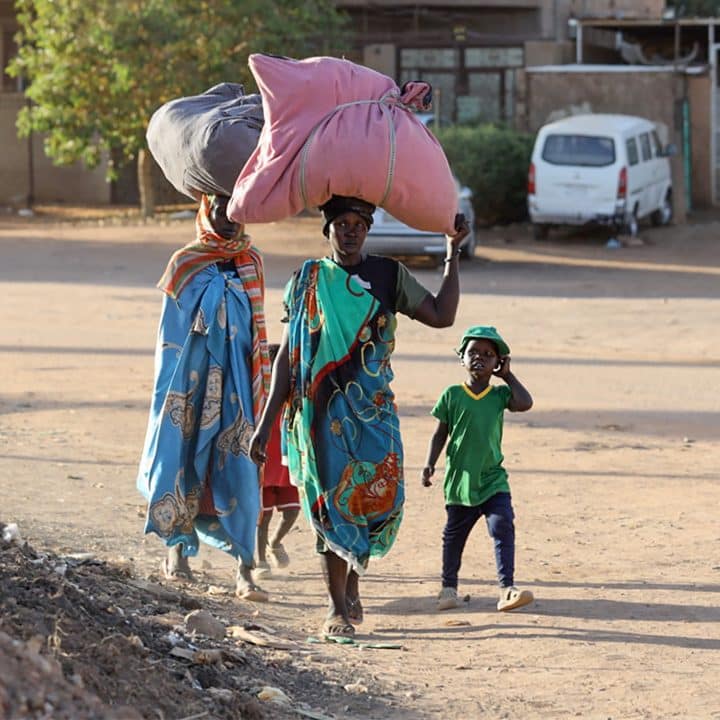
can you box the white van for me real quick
[527,114,674,239]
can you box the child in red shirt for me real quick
[255,344,300,577]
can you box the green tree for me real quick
[435,124,534,225]
[8,0,348,215]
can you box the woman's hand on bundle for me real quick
[445,213,470,257]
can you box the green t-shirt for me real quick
[431,384,512,506]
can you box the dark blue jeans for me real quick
[442,492,515,589]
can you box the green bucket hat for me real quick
[456,325,510,357]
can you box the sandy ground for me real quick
[1,209,719,719]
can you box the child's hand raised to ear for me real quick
[493,355,512,379]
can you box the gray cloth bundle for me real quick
[147,83,264,199]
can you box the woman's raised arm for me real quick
[413,216,469,328]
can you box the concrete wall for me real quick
[0,92,111,206]
[525,70,684,133]
[0,93,29,205]
[363,43,396,78]
[525,69,689,220]
[525,40,574,66]
[338,4,542,42]
[539,0,665,41]
[32,147,111,205]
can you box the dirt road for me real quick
[1,212,719,719]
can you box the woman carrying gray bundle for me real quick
[137,194,270,601]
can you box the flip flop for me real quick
[321,616,355,641]
[236,579,269,602]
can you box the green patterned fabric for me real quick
[283,259,405,573]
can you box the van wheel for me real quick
[651,191,673,226]
[625,208,639,237]
[532,224,549,241]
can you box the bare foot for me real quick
[267,542,290,568]
[162,544,193,582]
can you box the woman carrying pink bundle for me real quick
[249,195,469,640]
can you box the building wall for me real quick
[525,70,683,132]
[337,1,665,44]
[525,40,574,65]
[363,44,397,78]
[346,3,543,128]
[526,69,689,220]
[0,93,29,205]
[0,92,111,206]
[32,142,111,206]
[337,4,543,44]
[342,1,668,130]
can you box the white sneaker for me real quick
[254,560,271,579]
[437,586,462,611]
[497,585,534,612]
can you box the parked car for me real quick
[365,112,477,263]
[365,180,476,262]
[527,114,674,239]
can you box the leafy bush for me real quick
[435,124,534,226]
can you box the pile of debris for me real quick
[0,522,391,720]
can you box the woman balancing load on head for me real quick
[137,194,271,601]
[249,195,469,639]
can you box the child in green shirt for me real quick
[422,325,534,612]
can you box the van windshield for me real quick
[541,134,616,167]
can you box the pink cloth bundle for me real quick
[228,54,458,234]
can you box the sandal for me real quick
[346,597,364,625]
[236,578,269,602]
[322,615,355,640]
